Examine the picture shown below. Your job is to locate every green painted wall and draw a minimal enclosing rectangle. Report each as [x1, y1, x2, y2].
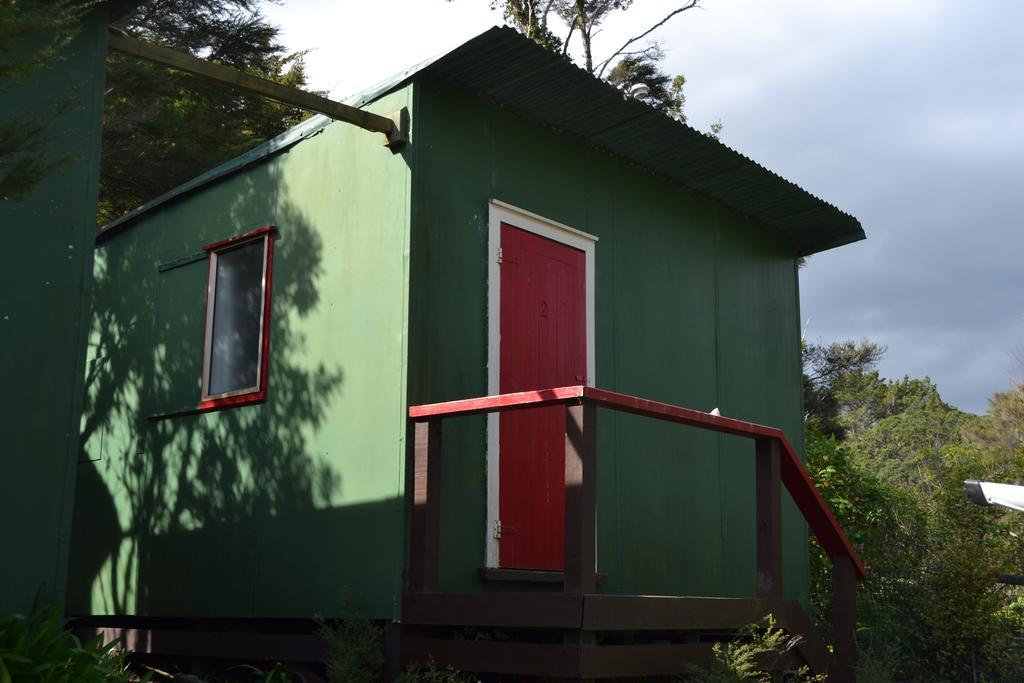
[0, 6, 109, 616]
[408, 81, 809, 603]
[66, 89, 414, 620]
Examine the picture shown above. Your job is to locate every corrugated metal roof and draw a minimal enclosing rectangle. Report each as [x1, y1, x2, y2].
[100, 26, 863, 254]
[410, 26, 863, 255]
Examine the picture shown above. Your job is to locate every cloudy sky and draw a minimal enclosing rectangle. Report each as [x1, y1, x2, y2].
[263, 0, 1024, 414]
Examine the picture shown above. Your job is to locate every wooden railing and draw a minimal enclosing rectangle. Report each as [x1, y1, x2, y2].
[407, 386, 865, 676]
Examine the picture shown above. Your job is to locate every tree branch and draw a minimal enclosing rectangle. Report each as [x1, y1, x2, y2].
[595, 0, 700, 79]
[562, 15, 577, 56]
[540, 0, 556, 31]
[614, 45, 662, 59]
[575, 0, 593, 72]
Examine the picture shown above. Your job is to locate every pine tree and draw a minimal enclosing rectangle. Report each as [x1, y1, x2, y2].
[0, 0, 101, 201]
[99, 0, 317, 224]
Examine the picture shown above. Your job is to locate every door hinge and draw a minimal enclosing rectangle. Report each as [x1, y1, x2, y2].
[497, 247, 503, 264]
[493, 519, 502, 540]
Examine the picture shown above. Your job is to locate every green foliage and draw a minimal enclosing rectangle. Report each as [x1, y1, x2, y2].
[99, 1, 318, 224]
[461, 1, 717, 130]
[0, 0, 99, 81]
[804, 338, 970, 493]
[682, 615, 820, 682]
[484, 0, 641, 67]
[914, 444, 1024, 679]
[0, 0, 100, 201]
[395, 659, 474, 683]
[848, 394, 965, 494]
[806, 425, 926, 574]
[604, 48, 724, 135]
[852, 644, 900, 683]
[0, 604, 146, 683]
[803, 338, 1024, 680]
[484, 0, 563, 52]
[231, 662, 305, 683]
[806, 426, 930, 674]
[967, 381, 1024, 459]
[317, 615, 384, 683]
[607, 46, 686, 122]
[802, 338, 886, 438]
[316, 615, 472, 683]
[0, 93, 77, 202]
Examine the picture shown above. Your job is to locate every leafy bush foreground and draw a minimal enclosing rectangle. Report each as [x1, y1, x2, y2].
[0, 606, 145, 683]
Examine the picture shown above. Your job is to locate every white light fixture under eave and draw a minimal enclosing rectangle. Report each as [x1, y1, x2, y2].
[628, 82, 650, 100]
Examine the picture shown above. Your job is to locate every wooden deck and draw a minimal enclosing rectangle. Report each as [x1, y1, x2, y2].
[406, 387, 865, 681]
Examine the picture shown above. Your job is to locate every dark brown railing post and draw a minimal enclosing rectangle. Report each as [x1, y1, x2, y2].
[564, 401, 597, 595]
[755, 437, 782, 599]
[831, 555, 857, 682]
[408, 419, 442, 593]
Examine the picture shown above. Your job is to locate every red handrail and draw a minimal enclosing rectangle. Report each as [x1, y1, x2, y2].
[409, 386, 587, 419]
[409, 385, 866, 580]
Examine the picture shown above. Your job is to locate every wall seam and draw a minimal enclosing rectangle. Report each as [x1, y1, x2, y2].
[392, 84, 417, 622]
[55, 6, 110, 612]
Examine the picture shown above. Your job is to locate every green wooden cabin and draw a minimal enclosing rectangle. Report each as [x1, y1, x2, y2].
[70, 27, 865, 679]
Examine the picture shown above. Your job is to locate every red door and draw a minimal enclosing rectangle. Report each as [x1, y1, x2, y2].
[499, 223, 587, 570]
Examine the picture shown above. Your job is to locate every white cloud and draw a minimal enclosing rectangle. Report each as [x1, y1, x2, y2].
[915, 102, 1024, 159]
[263, 0, 499, 99]
[262, 0, 1024, 413]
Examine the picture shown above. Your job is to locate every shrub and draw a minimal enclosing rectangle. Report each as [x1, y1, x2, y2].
[682, 615, 821, 683]
[0, 604, 144, 683]
[395, 659, 474, 683]
[317, 615, 383, 683]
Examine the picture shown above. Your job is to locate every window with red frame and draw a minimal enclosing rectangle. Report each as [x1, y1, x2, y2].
[200, 227, 275, 409]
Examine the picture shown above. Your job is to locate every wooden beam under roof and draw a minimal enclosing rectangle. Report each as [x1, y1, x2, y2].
[107, 31, 406, 147]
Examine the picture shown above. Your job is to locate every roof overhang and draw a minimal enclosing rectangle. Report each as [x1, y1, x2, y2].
[99, 26, 864, 255]
[393, 27, 864, 256]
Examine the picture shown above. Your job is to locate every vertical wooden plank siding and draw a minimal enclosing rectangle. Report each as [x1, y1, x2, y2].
[755, 437, 782, 599]
[563, 403, 597, 595]
[409, 420, 443, 593]
[831, 555, 857, 682]
[715, 221, 807, 601]
[410, 81, 809, 601]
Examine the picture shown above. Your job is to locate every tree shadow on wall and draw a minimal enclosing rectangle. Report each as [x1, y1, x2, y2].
[67, 160, 361, 618]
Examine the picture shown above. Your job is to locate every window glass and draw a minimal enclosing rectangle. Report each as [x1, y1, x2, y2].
[207, 238, 266, 396]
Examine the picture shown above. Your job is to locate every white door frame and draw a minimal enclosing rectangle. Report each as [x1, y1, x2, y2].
[485, 199, 597, 568]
